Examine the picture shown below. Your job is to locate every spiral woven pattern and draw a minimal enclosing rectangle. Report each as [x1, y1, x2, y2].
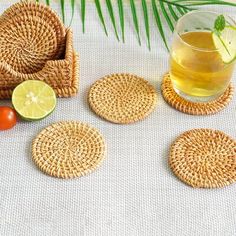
[32, 121, 106, 179]
[161, 73, 234, 115]
[169, 129, 236, 188]
[0, 29, 78, 99]
[0, 1, 66, 74]
[88, 73, 157, 124]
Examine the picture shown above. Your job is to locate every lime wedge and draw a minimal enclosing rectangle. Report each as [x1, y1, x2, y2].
[212, 26, 236, 64]
[12, 80, 56, 121]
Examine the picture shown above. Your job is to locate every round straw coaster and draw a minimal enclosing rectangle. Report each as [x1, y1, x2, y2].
[32, 121, 106, 179]
[161, 73, 234, 115]
[88, 73, 157, 124]
[169, 129, 236, 188]
[0, 1, 66, 74]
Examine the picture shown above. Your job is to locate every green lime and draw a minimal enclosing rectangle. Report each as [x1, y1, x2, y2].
[212, 26, 236, 64]
[12, 80, 56, 121]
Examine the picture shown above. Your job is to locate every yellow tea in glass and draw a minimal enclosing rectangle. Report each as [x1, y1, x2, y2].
[170, 11, 236, 102]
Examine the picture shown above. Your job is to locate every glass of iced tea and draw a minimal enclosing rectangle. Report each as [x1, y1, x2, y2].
[170, 11, 236, 102]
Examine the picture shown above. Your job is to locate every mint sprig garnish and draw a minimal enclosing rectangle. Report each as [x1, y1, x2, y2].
[214, 15, 226, 32]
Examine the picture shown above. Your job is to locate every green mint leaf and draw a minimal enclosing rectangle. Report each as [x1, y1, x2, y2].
[214, 15, 226, 32]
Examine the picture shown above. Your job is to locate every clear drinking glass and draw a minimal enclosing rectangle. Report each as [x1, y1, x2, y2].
[170, 10, 236, 102]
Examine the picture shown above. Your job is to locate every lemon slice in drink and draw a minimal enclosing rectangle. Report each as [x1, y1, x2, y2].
[212, 26, 236, 64]
[12, 80, 56, 121]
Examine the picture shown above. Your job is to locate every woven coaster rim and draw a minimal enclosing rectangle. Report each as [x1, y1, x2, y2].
[88, 73, 158, 124]
[161, 73, 234, 115]
[169, 128, 236, 188]
[32, 121, 106, 179]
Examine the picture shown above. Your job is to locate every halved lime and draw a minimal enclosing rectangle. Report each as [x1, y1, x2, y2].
[12, 80, 56, 121]
[212, 26, 236, 64]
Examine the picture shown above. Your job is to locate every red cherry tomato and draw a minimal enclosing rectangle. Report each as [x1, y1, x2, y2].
[0, 106, 17, 130]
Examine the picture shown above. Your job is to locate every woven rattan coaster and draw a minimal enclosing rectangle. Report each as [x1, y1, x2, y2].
[32, 121, 106, 179]
[169, 129, 236, 188]
[161, 73, 234, 115]
[0, 1, 66, 74]
[88, 73, 157, 124]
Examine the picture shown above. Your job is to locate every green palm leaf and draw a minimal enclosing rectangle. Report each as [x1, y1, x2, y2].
[186, 2, 236, 7]
[161, 0, 195, 11]
[106, 0, 119, 41]
[152, 0, 169, 51]
[130, 0, 141, 45]
[159, 0, 174, 32]
[60, 0, 65, 24]
[182, 7, 189, 14]
[141, 0, 151, 50]
[176, 6, 185, 16]
[167, 3, 179, 21]
[81, 0, 86, 33]
[69, 0, 75, 26]
[174, 0, 236, 7]
[34, 0, 236, 50]
[94, 0, 108, 36]
[118, 0, 125, 42]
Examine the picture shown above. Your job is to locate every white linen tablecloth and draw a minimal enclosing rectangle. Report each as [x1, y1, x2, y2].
[0, 1, 236, 235]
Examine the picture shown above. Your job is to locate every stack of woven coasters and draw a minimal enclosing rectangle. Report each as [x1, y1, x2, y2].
[0, 1, 79, 99]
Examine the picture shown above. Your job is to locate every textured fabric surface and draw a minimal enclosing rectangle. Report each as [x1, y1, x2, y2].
[1, 1, 236, 236]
